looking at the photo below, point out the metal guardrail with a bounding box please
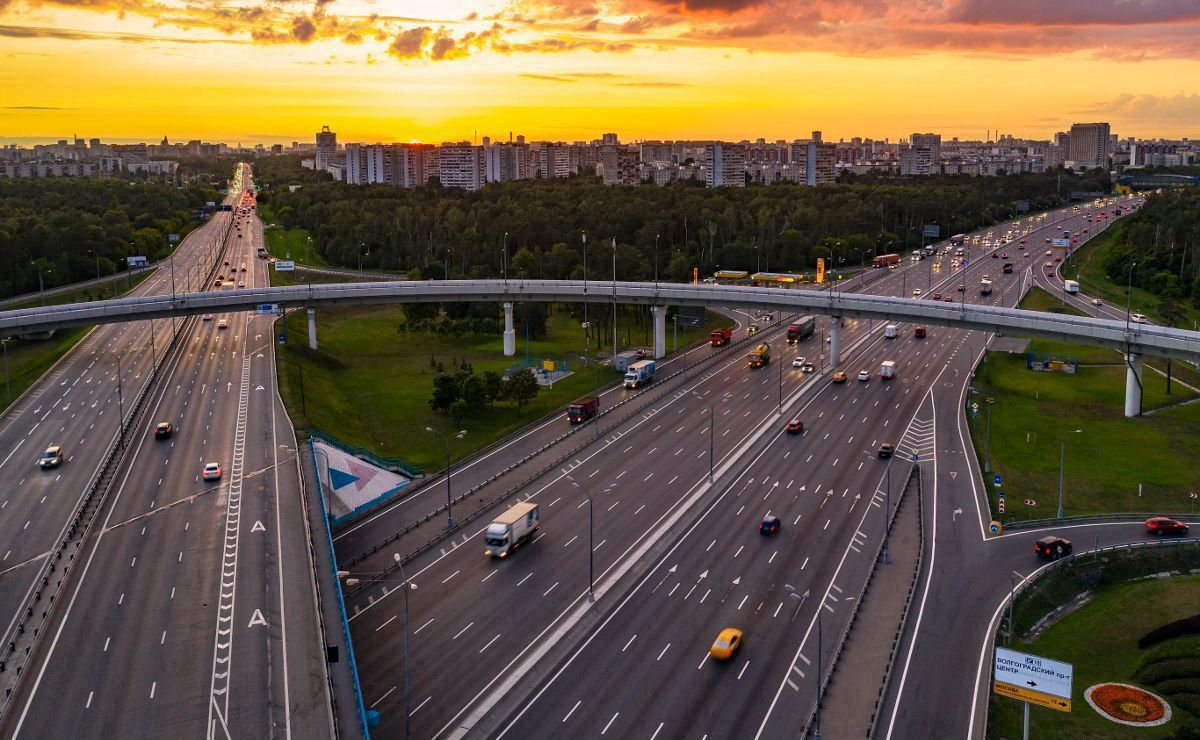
[801,464,920,740]
[999,511,1198,533]
[0,204,237,722]
[0,265,158,309]
[868,465,927,739]
[308,437,371,740]
[340,315,798,579]
[310,428,423,478]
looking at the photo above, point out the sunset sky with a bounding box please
[2,0,1199,145]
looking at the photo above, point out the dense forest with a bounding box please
[1101,188,1200,323]
[0,177,222,298]
[254,155,1110,282]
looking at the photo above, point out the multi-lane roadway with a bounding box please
[338,195,1151,740]
[2,166,334,740]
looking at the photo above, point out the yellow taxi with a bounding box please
[831,370,847,383]
[710,628,743,661]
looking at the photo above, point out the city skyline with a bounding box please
[1,1,1199,143]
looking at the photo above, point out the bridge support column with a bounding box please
[829,315,841,369]
[306,307,317,350]
[1125,353,1143,417]
[503,302,516,357]
[651,305,667,359]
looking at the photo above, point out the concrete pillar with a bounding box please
[1124,353,1143,417]
[503,302,516,357]
[307,307,318,350]
[829,315,842,369]
[651,306,667,359]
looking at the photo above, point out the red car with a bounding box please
[1145,517,1189,536]
[786,419,804,435]
[931,293,942,300]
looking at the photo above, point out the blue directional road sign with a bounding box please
[993,474,1002,488]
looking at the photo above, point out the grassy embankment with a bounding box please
[273,303,726,471]
[2,269,155,412]
[1065,221,1200,330]
[258,203,331,269]
[967,286,1200,519]
[989,575,1200,739]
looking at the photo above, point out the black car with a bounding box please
[1035,536,1072,560]
[878,443,894,459]
[760,515,781,536]
[155,422,173,440]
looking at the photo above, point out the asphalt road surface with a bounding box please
[4,166,334,740]
[340,198,1153,740]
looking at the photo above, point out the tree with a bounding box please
[482,370,503,405]
[1158,277,1185,328]
[503,369,539,408]
[429,373,459,412]
[510,247,538,278]
[460,373,488,409]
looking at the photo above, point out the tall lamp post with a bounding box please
[693,392,714,483]
[786,584,822,739]
[426,427,467,528]
[1057,429,1083,519]
[502,232,509,286]
[566,476,614,602]
[1125,261,1138,331]
[984,397,995,473]
[338,559,417,740]
[653,233,660,289]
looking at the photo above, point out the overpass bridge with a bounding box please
[1,279,1198,416]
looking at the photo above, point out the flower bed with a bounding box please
[1085,682,1172,727]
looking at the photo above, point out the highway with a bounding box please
[878,195,1180,740]
[0,178,233,712]
[3,166,334,740]
[340,199,1146,740]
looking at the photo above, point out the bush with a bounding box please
[1141,614,1200,649]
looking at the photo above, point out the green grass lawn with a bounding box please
[1019,286,1088,317]
[1,326,92,410]
[1067,223,1200,330]
[274,303,725,471]
[989,575,1200,739]
[4,269,153,310]
[258,203,330,269]
[972,310,1200,517]
[2,269,156,413]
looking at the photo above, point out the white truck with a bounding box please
[979,278,993,296]
[884,324,898,339]
[879,360,897,380]
[1064,279,1079,294]
[623,359,656,389]
[484,502,540,558]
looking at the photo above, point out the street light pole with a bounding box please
[1057,429,1082,518]
[612,237,618,359]
[1123,260,1132,328]
[392,554,413,740]
[653,234,660,289]
[883,463,891,565]
[984,397,994,474]
[426,427,466,528]
[693,392,714,482]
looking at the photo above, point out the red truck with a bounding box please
[709,327,733,347]
[567,395,600,424]
[872,253,900,268]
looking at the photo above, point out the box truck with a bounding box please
[484,502,540,558]
[624,360,656,389]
